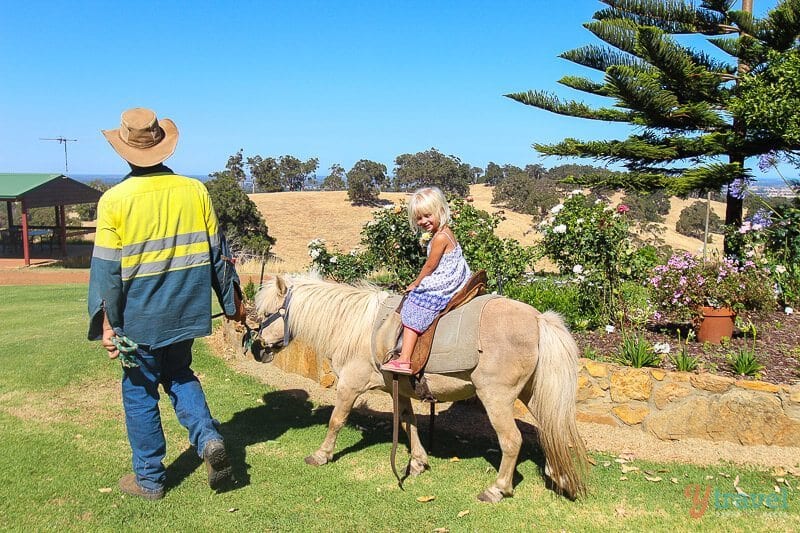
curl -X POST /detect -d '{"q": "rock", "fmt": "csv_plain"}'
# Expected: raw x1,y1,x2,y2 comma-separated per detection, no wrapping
707,389,800,446
653,382,693,410
650,369,666,381
785,385,800,404
585,360,608,378
577,375,606,402
610,368,652,402
577,409,619,427
689,373,733,393
734,380,780,393
645,397,711,441
612,403,649,425
273,341,319,380
319,374,336,388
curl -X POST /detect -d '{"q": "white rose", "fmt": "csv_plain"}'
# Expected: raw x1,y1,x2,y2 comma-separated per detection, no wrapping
775,265,787,274
605,325,615,334
309,249,320,259
785,306,794,315
553,224,567,234
572,264,584,274
329,256,338,264
550,204,564,214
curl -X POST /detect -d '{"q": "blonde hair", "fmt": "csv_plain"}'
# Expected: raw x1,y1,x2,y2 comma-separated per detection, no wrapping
407,186,450,232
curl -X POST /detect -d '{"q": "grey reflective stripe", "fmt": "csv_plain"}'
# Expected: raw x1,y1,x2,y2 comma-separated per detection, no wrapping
122,252,210,280
92,245,122,261
122,231,209,257
209,232,220,248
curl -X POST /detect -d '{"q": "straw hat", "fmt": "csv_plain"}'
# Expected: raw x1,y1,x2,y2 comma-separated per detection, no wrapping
102,108,179,167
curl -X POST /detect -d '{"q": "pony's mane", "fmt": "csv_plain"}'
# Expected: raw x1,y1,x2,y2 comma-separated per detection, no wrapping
287,274,389,364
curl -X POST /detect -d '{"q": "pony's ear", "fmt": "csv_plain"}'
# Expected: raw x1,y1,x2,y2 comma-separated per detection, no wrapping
275,275,287,296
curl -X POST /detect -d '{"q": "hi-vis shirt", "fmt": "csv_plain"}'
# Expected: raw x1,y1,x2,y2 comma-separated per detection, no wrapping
87,171,240,349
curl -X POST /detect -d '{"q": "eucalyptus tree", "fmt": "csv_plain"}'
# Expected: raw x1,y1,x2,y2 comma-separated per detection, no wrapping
321,163,347,191
393,148,472,196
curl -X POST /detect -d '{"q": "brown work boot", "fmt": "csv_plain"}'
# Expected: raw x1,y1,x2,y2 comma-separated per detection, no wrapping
118,473,164,500
203,440,233,490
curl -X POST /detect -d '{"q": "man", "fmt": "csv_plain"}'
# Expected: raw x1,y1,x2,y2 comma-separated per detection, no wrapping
88,107,247,500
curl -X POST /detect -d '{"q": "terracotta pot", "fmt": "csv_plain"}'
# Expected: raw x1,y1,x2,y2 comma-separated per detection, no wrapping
695,306,735,344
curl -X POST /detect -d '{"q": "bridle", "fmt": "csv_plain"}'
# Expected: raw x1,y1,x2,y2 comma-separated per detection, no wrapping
256,287,293,349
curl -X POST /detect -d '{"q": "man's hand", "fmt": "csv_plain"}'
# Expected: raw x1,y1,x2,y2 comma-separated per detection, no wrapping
225,290,247,324
102,328,120,359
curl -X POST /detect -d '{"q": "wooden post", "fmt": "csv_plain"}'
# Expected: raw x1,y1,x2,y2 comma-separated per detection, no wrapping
21,202,30,266
59,205,67,256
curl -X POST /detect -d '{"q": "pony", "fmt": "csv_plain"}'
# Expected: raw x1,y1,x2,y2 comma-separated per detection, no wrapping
254,273,587,502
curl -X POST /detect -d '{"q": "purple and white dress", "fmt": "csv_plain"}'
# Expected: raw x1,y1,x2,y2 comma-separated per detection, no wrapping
401,232,471,333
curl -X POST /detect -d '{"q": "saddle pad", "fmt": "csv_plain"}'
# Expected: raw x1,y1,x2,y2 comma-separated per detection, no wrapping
372,293,499,374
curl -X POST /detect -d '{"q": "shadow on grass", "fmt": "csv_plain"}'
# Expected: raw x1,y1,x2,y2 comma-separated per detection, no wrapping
165,388,551,496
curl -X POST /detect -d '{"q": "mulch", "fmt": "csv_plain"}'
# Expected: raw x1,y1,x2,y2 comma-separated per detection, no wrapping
573,309,800,385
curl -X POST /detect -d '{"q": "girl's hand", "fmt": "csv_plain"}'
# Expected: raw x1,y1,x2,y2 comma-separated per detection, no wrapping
405,283,417,293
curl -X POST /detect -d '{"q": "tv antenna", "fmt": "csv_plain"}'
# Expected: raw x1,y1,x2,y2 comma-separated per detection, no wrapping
40,136,78,173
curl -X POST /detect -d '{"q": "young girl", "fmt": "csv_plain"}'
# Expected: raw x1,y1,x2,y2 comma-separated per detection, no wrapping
381,186,471,374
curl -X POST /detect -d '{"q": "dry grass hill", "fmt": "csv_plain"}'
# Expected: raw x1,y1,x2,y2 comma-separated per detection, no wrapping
242,184,726,275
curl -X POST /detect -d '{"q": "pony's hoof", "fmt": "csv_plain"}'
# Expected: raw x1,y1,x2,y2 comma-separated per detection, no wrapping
409,459,429,477
304,453,328,467
477,487,505,503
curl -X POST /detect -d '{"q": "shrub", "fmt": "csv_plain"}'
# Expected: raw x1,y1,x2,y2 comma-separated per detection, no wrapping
539,191,646,323
621,189,670,224
492,171,561,217
504,277,602,331
648,252,776,323
242,280,257,302
668,331,699,371
616,333,660,368
675,201,722,240
307,239,375,284
205,172,275,256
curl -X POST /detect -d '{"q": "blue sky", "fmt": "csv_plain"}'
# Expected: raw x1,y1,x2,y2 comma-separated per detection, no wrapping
0,0,783,178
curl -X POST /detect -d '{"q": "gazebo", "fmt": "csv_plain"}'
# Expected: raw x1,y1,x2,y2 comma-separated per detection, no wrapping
0,173,104,266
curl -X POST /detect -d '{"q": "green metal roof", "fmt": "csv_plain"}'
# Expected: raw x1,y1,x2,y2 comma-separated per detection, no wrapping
0,173,63,199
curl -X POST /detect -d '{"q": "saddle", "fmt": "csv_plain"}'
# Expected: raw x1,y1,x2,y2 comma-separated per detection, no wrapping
395,269,488,375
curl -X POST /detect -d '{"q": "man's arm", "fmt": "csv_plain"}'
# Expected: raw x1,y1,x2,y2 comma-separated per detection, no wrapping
88,194,125,340
203,189,245,323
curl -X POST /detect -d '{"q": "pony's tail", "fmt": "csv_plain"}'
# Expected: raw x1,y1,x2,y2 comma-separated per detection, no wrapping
529,310,587,499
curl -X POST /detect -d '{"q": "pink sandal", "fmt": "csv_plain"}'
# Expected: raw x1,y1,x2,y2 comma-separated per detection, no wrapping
381,359,413,375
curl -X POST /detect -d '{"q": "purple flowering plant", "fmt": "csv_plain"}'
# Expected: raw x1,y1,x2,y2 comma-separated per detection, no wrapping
648,252,775,322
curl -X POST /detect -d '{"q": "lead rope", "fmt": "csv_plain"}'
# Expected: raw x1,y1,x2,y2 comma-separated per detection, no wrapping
111,328,139,368
390,375,404,488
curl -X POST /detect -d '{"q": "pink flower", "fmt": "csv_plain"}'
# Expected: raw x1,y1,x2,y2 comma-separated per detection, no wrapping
616,204,630,214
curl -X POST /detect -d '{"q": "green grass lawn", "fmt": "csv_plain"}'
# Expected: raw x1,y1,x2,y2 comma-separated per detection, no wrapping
0,285,797,532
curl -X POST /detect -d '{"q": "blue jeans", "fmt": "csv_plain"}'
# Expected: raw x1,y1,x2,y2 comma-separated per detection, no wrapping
121,339,222,492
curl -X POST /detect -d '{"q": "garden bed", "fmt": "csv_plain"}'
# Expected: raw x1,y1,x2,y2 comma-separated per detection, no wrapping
573,309,800,386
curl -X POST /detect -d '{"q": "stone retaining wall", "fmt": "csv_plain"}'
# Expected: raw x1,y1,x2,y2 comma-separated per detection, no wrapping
577,358,800,447
221,320,800,447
